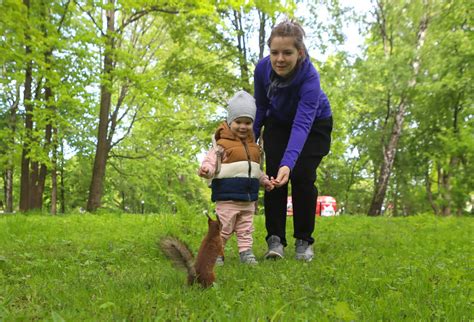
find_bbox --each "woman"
[253,19,333,262]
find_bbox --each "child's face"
[229,117,253,140]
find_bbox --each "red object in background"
[316,196,337,216]
[287,196,337,216]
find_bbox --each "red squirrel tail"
[159,236,196,281]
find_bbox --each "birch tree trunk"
[257,9,267,61]
[368,4,429,216]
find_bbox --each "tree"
[0,0,23,212]
[356,0,431,216]
[407,0,473,215]
[19,0,78,212]
[81,1,193,212]
[1,0,100,213]
[216,0,295,92]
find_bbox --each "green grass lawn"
[0,213,472,320]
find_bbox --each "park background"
[0,1,473,320]
[1,0,472,216]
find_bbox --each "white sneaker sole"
[264,250,284,259]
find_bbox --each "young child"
[198,90,274,265]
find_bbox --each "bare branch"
[116,95,136,125]
[57,0,72,33]
[109,152,150,160]
[375,0,391,56]
[117,6,181,33]
[33,77,44,102]
[109,107,140,150]
[107,84,129,146]
[108,160,133,176]
[74,0,105,37]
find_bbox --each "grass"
[0,212,472,320]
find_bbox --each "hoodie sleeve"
[200,146,223,178]
[279,72,321,170]
[253,59,269,142]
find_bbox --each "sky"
[297,0,374,61]
[334,0,373,54]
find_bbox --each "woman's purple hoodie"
[253,55,332,171]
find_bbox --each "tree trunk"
[27,83,53,210]
[5,158,14,214]
[368,10,429,216]
[20,0,55,212]
[232,8,250,91]
[425,165,439,215]
[51,127,58,215]
[29,161,39,208]
[392,179,398,217]
[257,9,267,61]
[440,167,451,216]
[428,91,462,216]
[87,3,115,212]
[368,98,406,216]
[19,0,33,212]
[121,191,126,211]
[3,170,13,212]
[441,97,462,216]
[4,83,19,213]
[60,139,65,214]
[51,165,57,215]
[441,156,460,216]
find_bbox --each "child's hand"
[198,166,212,178]
[264,181,274,191]
[263,176,275,191]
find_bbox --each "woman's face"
[269,36,303,78]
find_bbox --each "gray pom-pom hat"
[227,90,256,125]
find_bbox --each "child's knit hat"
[227,90,256,124]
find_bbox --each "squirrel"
[159,214,223,288]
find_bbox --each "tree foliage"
[0,0,471,215]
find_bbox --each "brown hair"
[267,19,307,59]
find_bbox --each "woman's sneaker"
[215,255,225,266]
[295,239,313,262]
[264,235,284,259]
[239,250,258,265]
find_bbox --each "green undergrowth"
[0,213,472,320]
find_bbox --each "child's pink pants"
[215,200,256,253]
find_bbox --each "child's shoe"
[239,250,258,265]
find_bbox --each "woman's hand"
[271,166,290,187]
